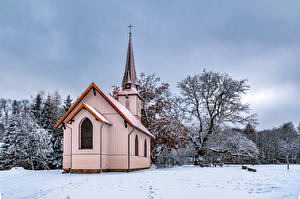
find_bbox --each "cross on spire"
[121,24,138,91]
[128,24,133,38]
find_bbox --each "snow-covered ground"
[0,165,299,199]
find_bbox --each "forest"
[0,70,300,169]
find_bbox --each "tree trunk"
[30,158,34,170]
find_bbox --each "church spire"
[122,24,138,90]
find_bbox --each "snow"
[107,95,153,137]
[1,165,299,199]
[118,87,140,95]
[84,103,112,125]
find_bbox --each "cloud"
[0,0,299,129]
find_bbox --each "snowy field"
[0,165,299,199]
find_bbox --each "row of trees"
[1,70,299,169]
[138,71,300,166]
[0,93,72,169]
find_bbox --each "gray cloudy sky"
[0,0,300,130]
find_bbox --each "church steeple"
[117,24,142,121]
[122,24,138,90]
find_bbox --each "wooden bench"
[247,167,256,172]
[213,162,224,167]
[200,162,210,167]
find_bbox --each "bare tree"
[138,73,188,165]
[177,70,257,161]
[0,99,12,127]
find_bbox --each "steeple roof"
[121,33,138,90]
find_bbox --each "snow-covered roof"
[118,87,140,96]
[107,95,153,137]
[84,104,112,125]
[55,83,153,138]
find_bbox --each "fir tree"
[0,116,20,169]
[41,95,52,130]
[41,92,63,169]
[0,109,52,169]
[31,93,43,126]
[63,94,73,113]
[11,100,20,115]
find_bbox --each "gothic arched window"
[80,118,93,149]
[144,139,147,157]
[135,135,139,156]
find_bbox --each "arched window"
[135,135,139,156]
[144,139,147,157]
[80,118,93,149]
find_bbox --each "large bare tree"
[138,73,187,165]
[177,70,257,161]
[111,73,187,165]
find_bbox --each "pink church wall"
[62,89,151,172]
[129,127,151,169]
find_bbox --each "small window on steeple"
[125,84,131,89]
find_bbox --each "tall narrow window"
[126,98,129,109]
[144,139,147,157]
[136,97,139,115]
[80,118,93,149]
[135,135,139,156]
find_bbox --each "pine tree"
[0,116,20,169]
[31,93,43,126]
[0,109,52,170]
[63,94,73,113]
[41,95,52,130]
[244,123,256,142]
[11,100,20,115]
[40,92,63,169]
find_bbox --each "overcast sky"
[0,0,299,130]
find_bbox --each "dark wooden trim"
[63,168,71,173]
[117,93,142,100]
[71,169,100,174]
[66,167,150,174]
[92,87,96,96]
[103,167,150,172]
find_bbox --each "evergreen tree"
[41,95,52,130]
[0,109,52,170]
[31,93,43,126]
[243,123,256,142]
[41,92,63,169]
[11,100,20,115]
[63,94,73,113]
[0,116,20,169]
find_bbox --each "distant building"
[55,30,153,173]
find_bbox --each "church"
[55,29,153,173]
